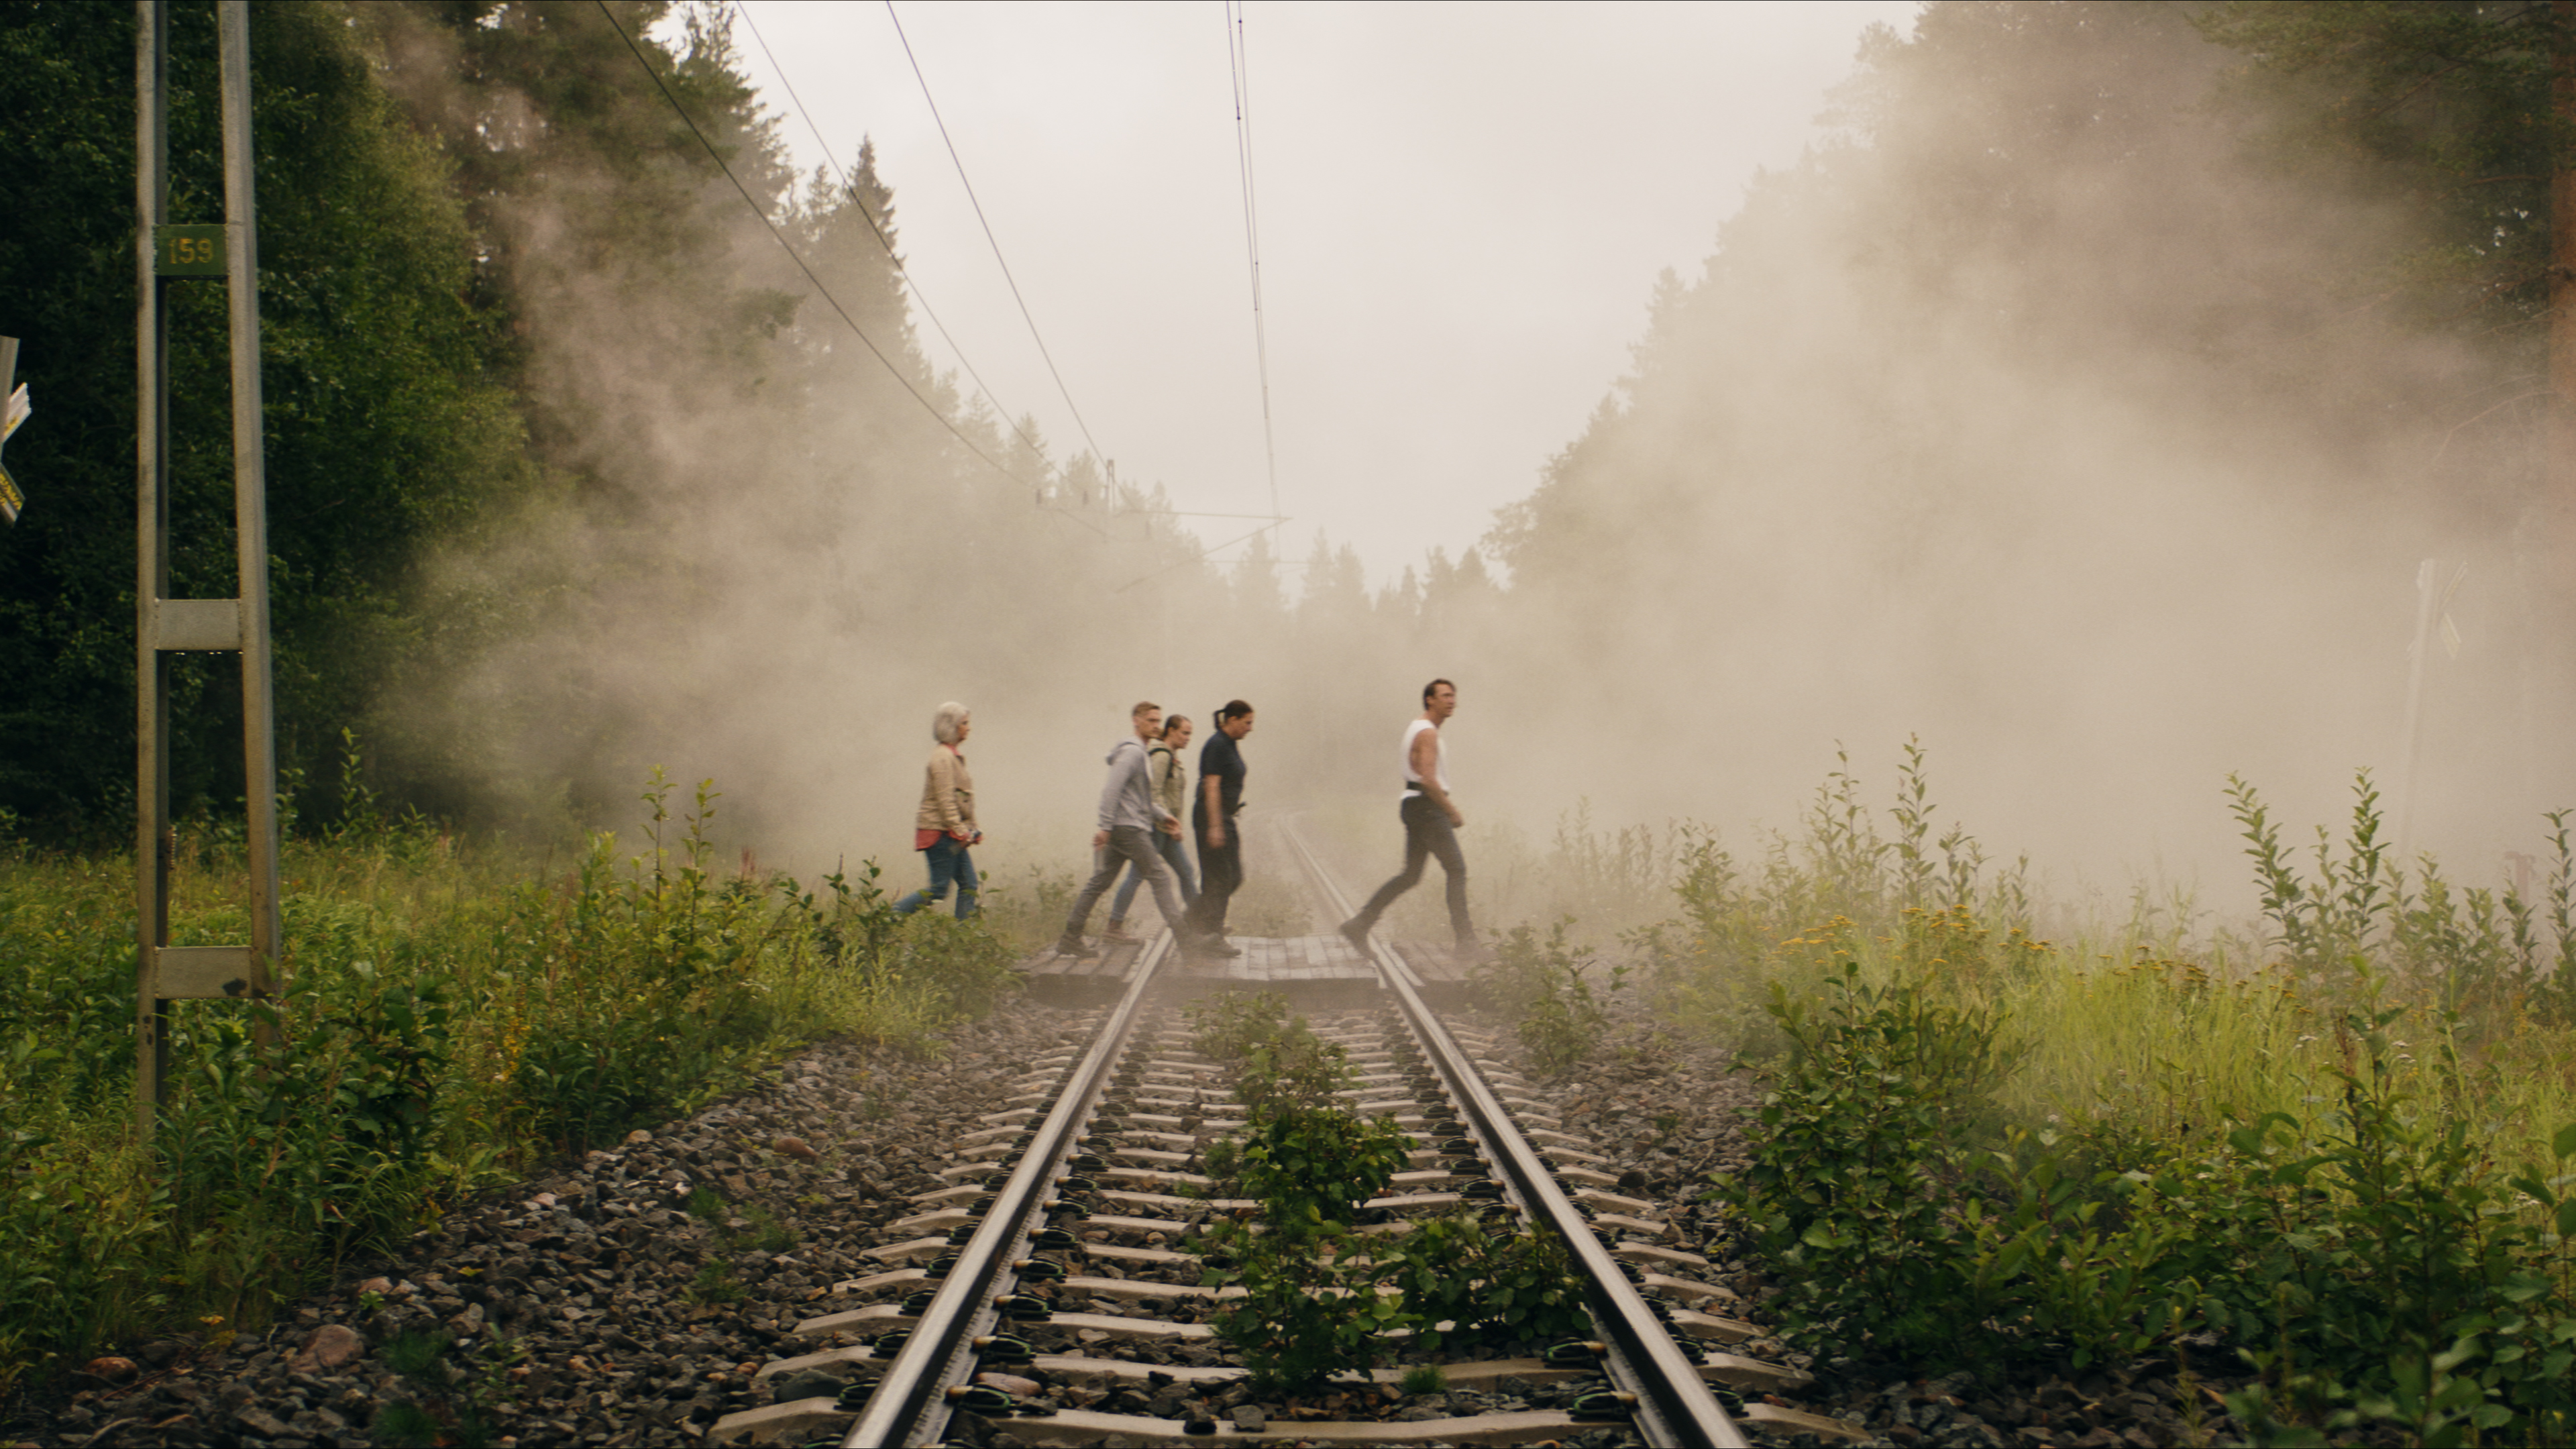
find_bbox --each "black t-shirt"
[1196,731,1246,820]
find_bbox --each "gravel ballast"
[9,983,2283,1448]
[5,1006,1102,1449]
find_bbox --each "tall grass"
[0,772,1022,1391]
[1634,743,2576,1440]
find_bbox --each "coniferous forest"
[6,1,2572,873]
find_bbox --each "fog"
[394,1,2570,934]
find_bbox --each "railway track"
[708,820,1854,1448]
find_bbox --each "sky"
[718,0,1923,588]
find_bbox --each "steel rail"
[844,928,1175,1448]
[1282,822,1750,1449]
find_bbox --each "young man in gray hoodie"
[1055,701,1193,957]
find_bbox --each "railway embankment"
[6,1007,1086,1448]
[6,981,2286,1449]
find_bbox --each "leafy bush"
[0,769,1024,1388]
[1190,997,1591,1383]
[1185,991,1352,1120]
[1199,1103,1415,1389]
[1717,953,2027,1364]
[1378,1210,1589,1352]
[1719,941,2576,1440]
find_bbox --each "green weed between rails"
[1184,994,1589,1388]
[0,771,1024,1392]
[1648,746,2576,1442]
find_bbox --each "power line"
[590,0,1104,536]
[1226,0,1281,524]
[731,0,1053,465]
[883,1,1111,470]
[1113,517,1291,595]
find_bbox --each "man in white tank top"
[1340,679,1477,956]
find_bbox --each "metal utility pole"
[134,0,282,1142]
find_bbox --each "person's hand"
[1161,818,1182,838]
[1092,829,1109,851]
[1208,822,1227,848]
[1445,805,1464,828]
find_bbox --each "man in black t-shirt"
[1181,700,1254,957]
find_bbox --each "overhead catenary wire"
[731,0,1055,467]
[731,3,1252,525]
[884,0,1112,472]
[1112,517,1291,595]
[1226,0,1282,525]
[590,0,1106,537]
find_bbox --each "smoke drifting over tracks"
[701,818,1837,1448]
[15,822,1863,1448]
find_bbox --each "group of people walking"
[892,682,1478,964]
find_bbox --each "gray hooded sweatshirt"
[1096,738,1175,833]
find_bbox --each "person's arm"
[1152,748,1182,836]
[929,750,967,837]
[1201,770,1226,847]
[1410,727,1462,826]
[1094,745,1132,851]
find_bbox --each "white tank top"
[1400,718,1448,799]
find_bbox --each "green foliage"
[1198,1103,1413,1390]
[1721,937,2576,1438]
[1186,989,1293,1063]
[2229,771,2576,1026]
[1377,1210,1589,1353]
[372,1327,521,1448]
[1474,918,1620,1077]
[1186,992,1354,1122]
[1191,998,1587,1383]
[2194,0,2573,350]
[687,1260,745,1306]
[1633,741,2029,1055]
[487,775,790,1152]
[0,771,1017,1388]
[1718,956,2027,1364]
[0,1,530,837]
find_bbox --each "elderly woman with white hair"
[895,702,981,917]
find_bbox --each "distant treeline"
[3,1,2565,853]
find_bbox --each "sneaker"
[1338,918,1371,952]
[1055,938,1098,959]
[1203,937,1243,959]
[1101,924,1140,945]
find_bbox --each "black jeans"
[1351,795,1472,946]
[1185,811,1243,938]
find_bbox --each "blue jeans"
[895,836,979,918]
[1110,829,1199,922]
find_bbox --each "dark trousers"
[1185,811,1243,938]
[1351,795,1472,946]
[1110,828,1199,921]
[1060,825,1186,948]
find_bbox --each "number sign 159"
[152,225,228,278]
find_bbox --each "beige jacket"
[1150,743,1187,820]
[913,745,976,835]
